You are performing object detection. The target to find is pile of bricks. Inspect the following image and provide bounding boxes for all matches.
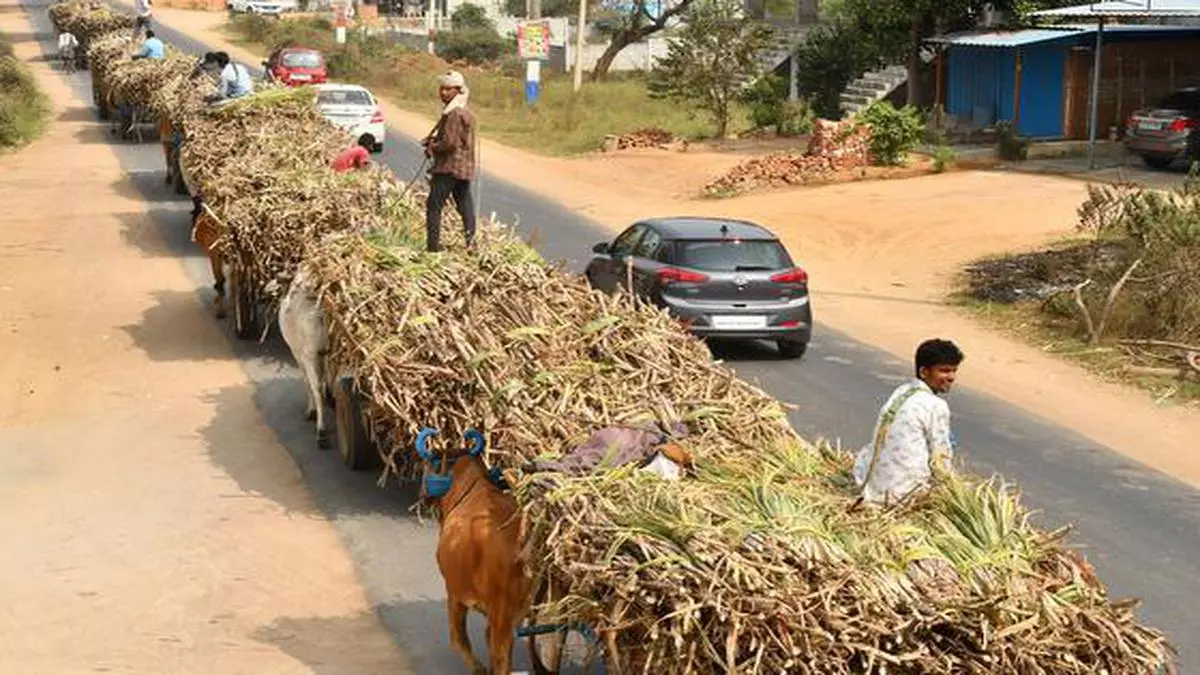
[807,118,873,167]
[703,119,874,196]
[600,128,683,152]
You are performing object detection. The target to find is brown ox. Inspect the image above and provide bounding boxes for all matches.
[419,435,539,675]
[190,197,227,319]
[159,116,176,186]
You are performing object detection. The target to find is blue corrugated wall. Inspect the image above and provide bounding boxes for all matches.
[947,45,1067,138]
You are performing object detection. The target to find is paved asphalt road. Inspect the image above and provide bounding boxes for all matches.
[20,4,1199,669]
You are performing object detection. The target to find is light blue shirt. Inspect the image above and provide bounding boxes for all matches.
[135,36,165,59]
[219,62,254,99]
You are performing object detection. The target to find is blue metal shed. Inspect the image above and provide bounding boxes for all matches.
[933,28,1082,138]
[929,25,1200,139]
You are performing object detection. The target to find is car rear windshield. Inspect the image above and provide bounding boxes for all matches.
[317,90,373,106]
[1158,90,1200,111]
[675,239,791,272]
[282,51,323,68]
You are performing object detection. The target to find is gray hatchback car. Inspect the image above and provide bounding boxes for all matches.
[584,217,812,358]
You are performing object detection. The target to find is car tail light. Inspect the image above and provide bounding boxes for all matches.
[770,267,808,284]
[657,267,709,285]
[1169,117,1196,132]
[369,108,384,124]
[778,320,801,328]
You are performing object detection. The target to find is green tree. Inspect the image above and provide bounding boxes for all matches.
[647,0,774,138]
[451,2,494,30]
[792,19,884,119]
[589,0,697,81]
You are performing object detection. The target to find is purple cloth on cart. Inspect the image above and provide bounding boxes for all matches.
[531,422,688,476]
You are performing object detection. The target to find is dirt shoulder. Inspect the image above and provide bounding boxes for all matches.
[0,5,409,672]
[143,9,1200,488]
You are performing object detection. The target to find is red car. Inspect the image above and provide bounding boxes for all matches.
[263,47,327,87]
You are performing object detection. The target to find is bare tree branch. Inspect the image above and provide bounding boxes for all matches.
[1071,279,1097,344]
[1093,257,1143,344]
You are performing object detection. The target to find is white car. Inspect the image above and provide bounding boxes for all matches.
[228,0,291,15]
[315,83,386,153]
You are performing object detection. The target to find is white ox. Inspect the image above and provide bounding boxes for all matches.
[279,265,330,448]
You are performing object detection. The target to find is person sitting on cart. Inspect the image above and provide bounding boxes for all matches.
[331,136,374,173]
[203,52,254,104]
[130,29,165,61]
[852,338,964,507]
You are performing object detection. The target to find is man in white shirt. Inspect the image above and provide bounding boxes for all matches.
[56,30,78,70]
[853,339,964,506]
[132,0,152,37]
[205,52,254,102]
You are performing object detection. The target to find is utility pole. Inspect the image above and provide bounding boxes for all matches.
[573,0,586,91]
[530,0,540,17]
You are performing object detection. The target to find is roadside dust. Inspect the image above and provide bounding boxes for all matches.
[146,8,1200,487]
[0,4,411,672]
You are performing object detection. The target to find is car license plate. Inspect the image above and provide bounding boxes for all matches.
[290,73,312,81]
[1138,119,1161,131]
[710,315,767,330]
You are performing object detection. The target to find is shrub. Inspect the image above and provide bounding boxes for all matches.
[932,144,956,173]
[740,74,787,130]
[436,27,507,65]
[995,120,1029,161]
[859,101,924,166]
[777,99,814,136]
[0,38,50,149]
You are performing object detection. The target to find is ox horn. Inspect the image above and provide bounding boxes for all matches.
[464,429,486,456]
[416,427,440,461]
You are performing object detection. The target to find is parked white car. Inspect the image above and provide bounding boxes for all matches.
[228,0,293,15]
[315,83,386,153]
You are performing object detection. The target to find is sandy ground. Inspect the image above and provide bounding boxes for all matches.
[0,6,412,673]
[133,9,1200,489]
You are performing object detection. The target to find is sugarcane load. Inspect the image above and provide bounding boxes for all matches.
[49,0,1180,670]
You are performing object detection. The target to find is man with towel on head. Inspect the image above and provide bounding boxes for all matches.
[422,70,477,252]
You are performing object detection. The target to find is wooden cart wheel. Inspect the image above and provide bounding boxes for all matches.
[230,270,259,340]
[333,375,381,471]
[171,151,188,195]
[94,82,111,120]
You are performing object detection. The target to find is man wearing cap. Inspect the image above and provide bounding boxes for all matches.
[421,70,477,252]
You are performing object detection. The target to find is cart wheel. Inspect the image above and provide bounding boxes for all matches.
[333,375,380,471]
[528,622,565,675]
[171,153,188,195]
[95,86,111,120]
[231,270,260,340]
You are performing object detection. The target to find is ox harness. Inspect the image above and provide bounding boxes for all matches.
[415,427,508,499]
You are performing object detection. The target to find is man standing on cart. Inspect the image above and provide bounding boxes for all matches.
[114,30,165,140]
[132,0,152,38]
[422,70,477,252]
[56,28,78,72]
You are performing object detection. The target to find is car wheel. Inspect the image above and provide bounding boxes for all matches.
[777,339,807,359]
[1142,155,1172,170]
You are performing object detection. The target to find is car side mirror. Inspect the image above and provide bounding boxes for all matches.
[592,242,610,254]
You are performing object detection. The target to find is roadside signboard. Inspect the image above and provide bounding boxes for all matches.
[516,20,551,61]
